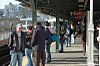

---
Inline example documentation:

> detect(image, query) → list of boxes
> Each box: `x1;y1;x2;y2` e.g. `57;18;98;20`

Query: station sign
74;10;84;20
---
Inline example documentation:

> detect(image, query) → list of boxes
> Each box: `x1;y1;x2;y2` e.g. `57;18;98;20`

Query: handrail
0;54;10;61
3;61;10;66
0;44;10;66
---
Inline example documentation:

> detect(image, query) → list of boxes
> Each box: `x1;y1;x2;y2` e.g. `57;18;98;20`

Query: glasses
19;27;23;29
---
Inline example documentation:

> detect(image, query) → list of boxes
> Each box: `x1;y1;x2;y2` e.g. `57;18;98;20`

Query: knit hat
16;23;22;28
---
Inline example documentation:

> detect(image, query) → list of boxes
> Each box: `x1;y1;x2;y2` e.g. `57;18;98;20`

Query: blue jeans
66;36;71;47
10;50;22;66
45;43;51;63
59;38;65;52
74;32;77;44
25;48;33;66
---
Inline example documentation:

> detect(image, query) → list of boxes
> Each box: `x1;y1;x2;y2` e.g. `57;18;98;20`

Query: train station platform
0;34;98;66
21;35;90;66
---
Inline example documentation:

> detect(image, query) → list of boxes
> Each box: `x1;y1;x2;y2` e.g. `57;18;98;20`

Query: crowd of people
8;21;82;66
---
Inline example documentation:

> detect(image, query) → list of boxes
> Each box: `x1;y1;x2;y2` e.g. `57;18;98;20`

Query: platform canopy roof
16;0;100;18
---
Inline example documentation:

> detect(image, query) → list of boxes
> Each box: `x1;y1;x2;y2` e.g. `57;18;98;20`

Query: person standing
59;25;66;53
66;24;73;47
44;22;52;64
31;22;47;66
8;23;27;66
25;27;33;66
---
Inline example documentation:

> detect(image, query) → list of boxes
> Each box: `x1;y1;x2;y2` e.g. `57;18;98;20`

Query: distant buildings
0;9;4;17
0;2;55;23
3;2;32;18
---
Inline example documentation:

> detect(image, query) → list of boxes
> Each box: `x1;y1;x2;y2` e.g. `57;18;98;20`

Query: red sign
74;10;83;20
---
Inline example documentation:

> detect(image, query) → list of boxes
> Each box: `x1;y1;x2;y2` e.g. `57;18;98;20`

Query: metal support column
30;0;37;24
29;0;37;62
97;27;100;66
55;11;59;52
86;11;90;55
55;1;61;52
87;0;94;66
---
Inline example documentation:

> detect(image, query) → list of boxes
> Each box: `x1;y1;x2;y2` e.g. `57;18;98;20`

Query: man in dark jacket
31;22;47;66
9;23;27;66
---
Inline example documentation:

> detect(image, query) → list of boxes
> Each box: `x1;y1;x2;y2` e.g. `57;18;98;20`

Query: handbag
51;34;58;42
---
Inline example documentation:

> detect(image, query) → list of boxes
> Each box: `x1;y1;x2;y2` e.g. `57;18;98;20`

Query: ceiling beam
83;0;88;9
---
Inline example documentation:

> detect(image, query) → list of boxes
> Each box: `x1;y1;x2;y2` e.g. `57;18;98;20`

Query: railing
0;32;10;66
0;32;10;41
0;32;10;46
0;45;10;66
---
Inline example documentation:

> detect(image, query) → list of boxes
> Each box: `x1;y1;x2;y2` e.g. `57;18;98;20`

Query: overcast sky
0;0;20;9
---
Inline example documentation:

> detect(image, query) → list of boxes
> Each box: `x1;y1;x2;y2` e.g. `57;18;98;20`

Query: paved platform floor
17;35;99;66
21;36;89;66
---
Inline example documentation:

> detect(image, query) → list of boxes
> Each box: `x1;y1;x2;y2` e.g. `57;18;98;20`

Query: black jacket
45;27;52;44
25;32;32;49
9;31;27;52
31;26;47;52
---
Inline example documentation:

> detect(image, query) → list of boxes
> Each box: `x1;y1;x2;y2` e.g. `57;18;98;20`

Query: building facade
4;2;32;18
0;9;4;17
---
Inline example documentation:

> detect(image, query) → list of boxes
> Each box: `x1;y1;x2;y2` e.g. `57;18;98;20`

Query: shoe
45;61;51;64
59;51;63;53
66;45;71;47
66;45;68;47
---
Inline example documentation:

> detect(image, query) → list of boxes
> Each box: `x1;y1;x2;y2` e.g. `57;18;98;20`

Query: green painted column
55;2;60;52
30;0;37;24
56;14;59;52
29;0;37;62
32;12;37;23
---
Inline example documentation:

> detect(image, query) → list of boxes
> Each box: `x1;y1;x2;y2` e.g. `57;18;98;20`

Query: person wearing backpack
66;24;73;47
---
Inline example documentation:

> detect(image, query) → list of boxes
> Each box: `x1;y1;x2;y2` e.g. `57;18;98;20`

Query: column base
88;62;94;66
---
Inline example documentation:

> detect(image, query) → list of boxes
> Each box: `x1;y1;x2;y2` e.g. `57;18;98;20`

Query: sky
0;0;20;9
